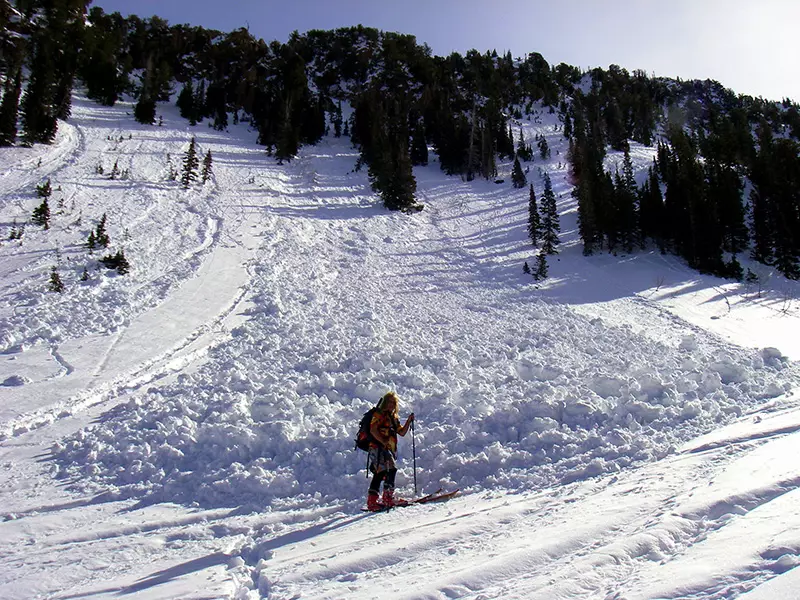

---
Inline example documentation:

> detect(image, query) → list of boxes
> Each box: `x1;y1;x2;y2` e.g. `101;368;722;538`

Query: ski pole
411;417;417;496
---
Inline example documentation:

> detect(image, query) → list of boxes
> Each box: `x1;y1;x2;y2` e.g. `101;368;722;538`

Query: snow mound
54;287;797;508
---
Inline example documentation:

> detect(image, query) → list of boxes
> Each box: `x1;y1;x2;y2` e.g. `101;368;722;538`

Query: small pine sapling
80;267;90;281
110;160;120;180
48;266;65;293
523;261;531;275
36;179;52;198
87;230;96;250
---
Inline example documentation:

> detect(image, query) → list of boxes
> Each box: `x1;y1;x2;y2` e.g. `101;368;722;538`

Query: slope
0;95;798;599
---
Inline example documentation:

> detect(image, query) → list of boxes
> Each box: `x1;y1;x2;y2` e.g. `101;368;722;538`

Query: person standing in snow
367;391;415;510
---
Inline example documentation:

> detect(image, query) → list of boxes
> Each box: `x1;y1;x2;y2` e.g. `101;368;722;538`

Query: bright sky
95;0;800;102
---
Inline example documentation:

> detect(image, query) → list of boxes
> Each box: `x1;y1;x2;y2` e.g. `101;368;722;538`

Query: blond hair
378;391;400;418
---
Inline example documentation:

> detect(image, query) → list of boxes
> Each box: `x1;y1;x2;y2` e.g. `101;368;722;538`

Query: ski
361;488;459;512
412;488;459;504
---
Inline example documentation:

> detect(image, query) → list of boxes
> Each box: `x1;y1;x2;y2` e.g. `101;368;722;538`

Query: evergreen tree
540;173;560;254
176;81;195;121
527;183;541;245
201;149;213;184
562;112;572;139
516;128;533;161
534;250;548;280
115;250;130;275
0;68;22;146
206;82;228;131
639;166;665;250
32;198;50;229
193;79;206;122
37;179;52;198
87;230;96;250
333;101;343;138
21;40;59;145
725;255;744;281
523;261;531;275
48;266;64;293
134;94;157;125
95;213;110;247
537;136;550;160
410;121;428;166
100;250;130;274
181;137;199;188
511;156;527;188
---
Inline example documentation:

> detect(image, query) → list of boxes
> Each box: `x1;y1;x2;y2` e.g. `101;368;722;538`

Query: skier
367;391;415;511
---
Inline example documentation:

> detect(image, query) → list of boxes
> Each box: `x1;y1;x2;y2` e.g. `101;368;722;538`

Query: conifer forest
2;0;800;279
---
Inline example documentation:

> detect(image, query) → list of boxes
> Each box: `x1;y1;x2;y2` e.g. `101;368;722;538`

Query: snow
0;93;799;599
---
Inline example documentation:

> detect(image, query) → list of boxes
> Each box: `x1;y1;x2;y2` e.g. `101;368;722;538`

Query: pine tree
410;121;428;166
100;250;130;274
615;150;638;253
201;149;213;184
115;250;130;275
333;101;343;138
511;156;527;188
534;250;548;280
48;266;65;293
527;183;541;245
87;230;96;250
540;173;560;254
193;79;206;122
207;82;228;131
639;165;664;250
134;94;156;125
21;40;59;145
32;198;50;229
109;159;119;180
538;136;550;160
181;137;199;188
523;261;531;275
0;68;22;146
37;179;52;198
176;81;194;120
95;213;110;247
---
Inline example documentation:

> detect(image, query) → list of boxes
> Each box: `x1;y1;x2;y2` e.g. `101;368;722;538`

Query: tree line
2;1;799;277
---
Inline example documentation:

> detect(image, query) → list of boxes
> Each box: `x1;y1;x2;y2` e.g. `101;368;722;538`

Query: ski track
0;97;799;599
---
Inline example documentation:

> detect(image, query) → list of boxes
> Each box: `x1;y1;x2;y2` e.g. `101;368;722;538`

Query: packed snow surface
0;96;799;600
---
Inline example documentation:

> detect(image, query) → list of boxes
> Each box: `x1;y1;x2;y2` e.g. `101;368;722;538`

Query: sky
93;0;800;102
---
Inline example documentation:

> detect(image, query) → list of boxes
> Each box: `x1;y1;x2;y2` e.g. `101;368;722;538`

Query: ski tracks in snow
232;409;800;600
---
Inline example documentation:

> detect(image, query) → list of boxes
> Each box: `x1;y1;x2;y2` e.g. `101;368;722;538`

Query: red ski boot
382;487;409;508
367;490;385;511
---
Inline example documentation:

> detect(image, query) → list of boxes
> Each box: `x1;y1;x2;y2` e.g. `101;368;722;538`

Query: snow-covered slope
0;95;799;600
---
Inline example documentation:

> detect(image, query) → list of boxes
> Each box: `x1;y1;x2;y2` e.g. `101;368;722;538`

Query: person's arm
397;413;415;436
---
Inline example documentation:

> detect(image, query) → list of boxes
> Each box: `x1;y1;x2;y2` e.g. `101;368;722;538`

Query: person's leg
367;448;387;510
381;451;407;506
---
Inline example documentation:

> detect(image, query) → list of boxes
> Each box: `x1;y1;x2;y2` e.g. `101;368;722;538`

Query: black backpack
354;407;378;451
